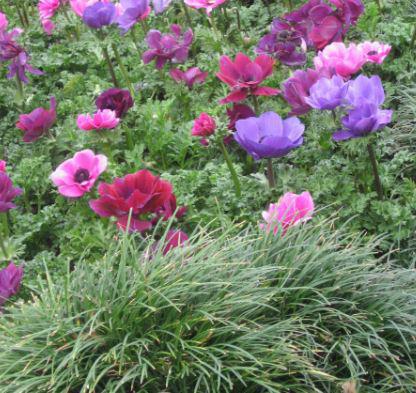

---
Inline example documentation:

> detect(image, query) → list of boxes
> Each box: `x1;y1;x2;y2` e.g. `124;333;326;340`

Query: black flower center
74;168;90;183
367;50;378;56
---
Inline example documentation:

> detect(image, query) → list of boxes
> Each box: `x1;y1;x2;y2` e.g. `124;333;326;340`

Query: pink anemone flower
358;41;391;64
260;191;314;235
50;149;108;198
184;0;227;15
77;109;120;131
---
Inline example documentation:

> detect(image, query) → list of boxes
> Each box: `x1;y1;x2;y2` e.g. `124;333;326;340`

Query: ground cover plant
0;0;416;391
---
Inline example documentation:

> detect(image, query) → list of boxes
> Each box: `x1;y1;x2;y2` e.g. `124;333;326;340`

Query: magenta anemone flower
169;67;208;89
89;169;180;232
117;0;150;34
313;42;366;78
217;53;280;104
0;262;24;308
0;172;22;213
0;12;8;33
16;97;57;142
95;88;133;118
50;149;108;198
184;0;227;15
0;160;5;172
358;41;391;64
158;230;189;255
226;104;256;131
82;1;117;29
260;191;314;235
192;113;216;145
234;112;305;160
38;0;60;34
77;109;120;131
142;25;193;69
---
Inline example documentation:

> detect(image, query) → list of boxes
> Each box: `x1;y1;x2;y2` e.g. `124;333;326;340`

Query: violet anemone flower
169;67;208;89
142;25;193;69
333;103;392;141
0;34;43;84
117;0;150;34
0;262;24;308
82;1;117;29
305;74;348;110
344;74;386;107
152;0;172;14
256;19;306;66
0;172;22;213
234;112;305;160
50;149;108;198
16;97;57;142
89;169;182;232
216;53;280;104
95;88;133;118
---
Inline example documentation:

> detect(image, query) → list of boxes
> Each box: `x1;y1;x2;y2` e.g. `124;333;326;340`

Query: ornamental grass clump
0;221;416;392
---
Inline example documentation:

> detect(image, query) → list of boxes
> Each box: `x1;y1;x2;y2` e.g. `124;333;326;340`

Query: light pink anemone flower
0;160;6;172
313;42;366;79
260;191;314;235
77;109;120;131
184;0;228;15
50;149;108;198
358;41;391;64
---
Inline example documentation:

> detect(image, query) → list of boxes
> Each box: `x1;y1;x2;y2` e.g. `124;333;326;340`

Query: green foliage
1;222;416;392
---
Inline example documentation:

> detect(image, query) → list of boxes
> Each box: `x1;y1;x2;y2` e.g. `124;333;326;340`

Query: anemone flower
184;0;228;15
169;67;208;89
50;149;108;198
95;88;133;118
0;173;22;213
16;97;57;142
77;109;120;131
216;53;280;104
0;262;24;308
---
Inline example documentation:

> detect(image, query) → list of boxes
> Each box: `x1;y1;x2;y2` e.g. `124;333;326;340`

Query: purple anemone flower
83;1;117;29
169;67;208;89
0;172;22;213
305;74;348;110
256;19;306;66
333;103;392;141
0;262;24;308
142;24;193;69
117;0;150;34
234;111;305;160
344;74;385;107
152;0;172;14
95;88;133;118
0;33;43;84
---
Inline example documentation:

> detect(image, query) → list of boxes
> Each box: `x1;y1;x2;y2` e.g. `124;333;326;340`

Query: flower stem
411;25;416;49
367;142;383;200
15;74;24;109
267;158;276;189
111;43;134;95
16;6;26;27
219;139;241;197
102;44;120;88
235;7;242;33
130;27;139;50
287;0;293;10
21;2;30;26
140;20;148;35
251;95;260;115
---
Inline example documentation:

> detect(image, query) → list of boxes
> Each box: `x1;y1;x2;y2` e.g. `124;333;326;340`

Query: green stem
111;43;134;95
130;27;139;50
411;25;416;48
252;95;260;115
16;6;26;27
235;7;242;33
267;158;276;189
182;3;193;29
102;44;120;87
287;0;293;11
15;74;24;109
367;142;383;200
140;19;148;35
21;2;30;26
219;139;241;197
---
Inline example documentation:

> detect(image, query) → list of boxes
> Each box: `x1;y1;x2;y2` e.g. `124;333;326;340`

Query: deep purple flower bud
95;88;134;118
305;75;348;110
226;104;256;131
234;111;305;160
0;262;23;307
117;0;150;34
333;102;392;141
0;173;22;213
83;1;117;29
142;25;193;69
